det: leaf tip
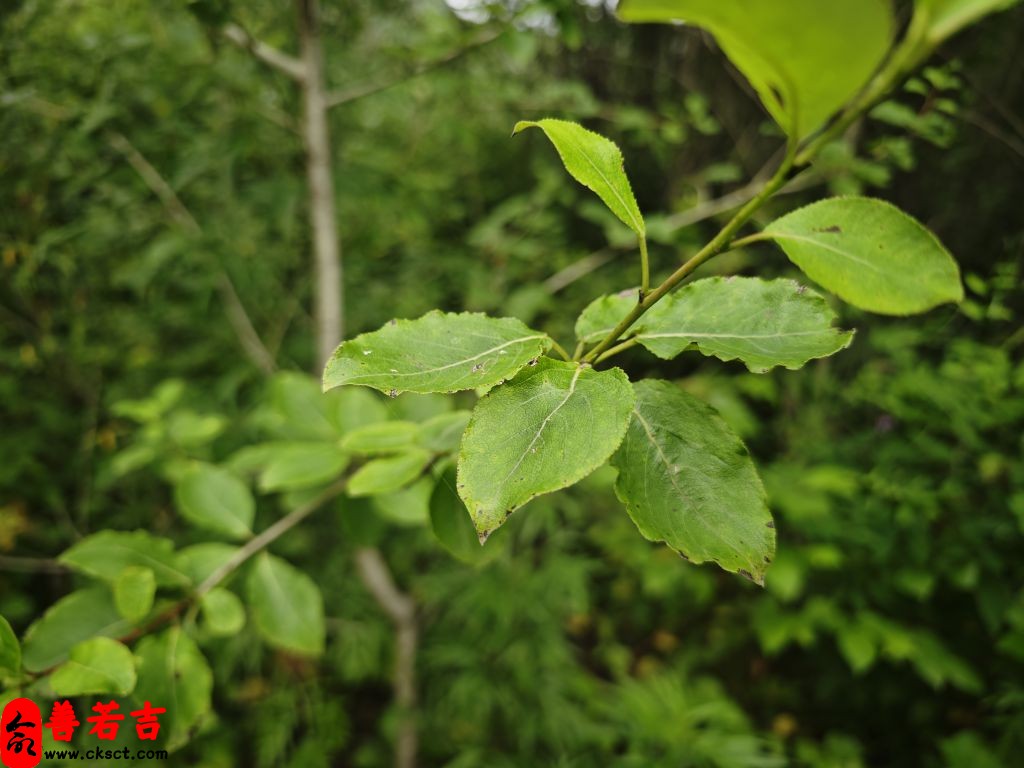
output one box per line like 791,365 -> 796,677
737,568 -> 766,587
511,120 -> 536,137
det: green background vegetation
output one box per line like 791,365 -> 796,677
1,1 -> 1022,766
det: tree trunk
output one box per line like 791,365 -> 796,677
294,4 -> 418,767
296,0 -> 343,367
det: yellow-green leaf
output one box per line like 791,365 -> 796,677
762,197 -> 963,315
514,119 -> 645,235
619,0 -> 893,137
324,311 -> 551,395
50,637 -> 136,696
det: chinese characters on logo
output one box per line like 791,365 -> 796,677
2,696 -> 165,767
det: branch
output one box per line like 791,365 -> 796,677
195,478 -> 348,597
542,249 -> 615,294
295,0 -> 345,365
108,132 -> 277,376
223,23 -> 306,82
326,28 -> 504,109
355,548 -> 417,768
0,555 -> 68,574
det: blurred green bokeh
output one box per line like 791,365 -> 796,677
1,1 -> 1022,766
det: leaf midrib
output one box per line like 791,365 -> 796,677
342,334 -> 547,382
500,366 -> 584,485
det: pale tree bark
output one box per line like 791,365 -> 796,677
227,8 -> 419,765
295,0 -> 344,367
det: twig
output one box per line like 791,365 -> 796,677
325,28 -> 505,109
355,548 -> 418,768
0,555 -> 69,574
195,478 -> 348,598
108,132 -> 277,375
223,23 -> 306,81
542,249 -> 615,294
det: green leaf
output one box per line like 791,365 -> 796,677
133,627 -> 212,750
417,411 -> 472,453
50,637 -> 136,696
174,463 -> 254,540
264,371 -> 340,440
199,588 -> 246,637
513,119 -> 645,236
762,197 -> 963,315
340,421 -> 419,455
575,290 -> 637,344
348,449 -> 433,497
328,386 -> 389,433
248,553 -> 325,656
372,477 -> 433,527
0,615 -> 20,677
21,587 -> 133,672
114,565 -> 156,621
324,311 -> 551,396
59,530 -> 190,587
618,0 -> 893,137
429,468 -> 502,564
915,0 -> 1022,45
634,277 -> 854,372
176,543 -> 239,584
458,359 -> 635,539
258,442 -> 349,491
611,380 -> 775,583
837,618 -> 878,673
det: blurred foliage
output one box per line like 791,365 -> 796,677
1,0 -> 1023,766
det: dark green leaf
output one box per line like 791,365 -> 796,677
429,468 -> 502,564
612,380 -> 775,582
458,359 -> 635,539
635,277 -> 854,372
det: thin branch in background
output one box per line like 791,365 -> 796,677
325,28 -> 505,109
194,478 -> 348,598
0,555 -> 69,574
296,0 -> 345,364
542,249 -> 615,294
223,23 -> 307,82
959,110 -> 1024,163
355,548 -> 418,768
107,132 -> 277,375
